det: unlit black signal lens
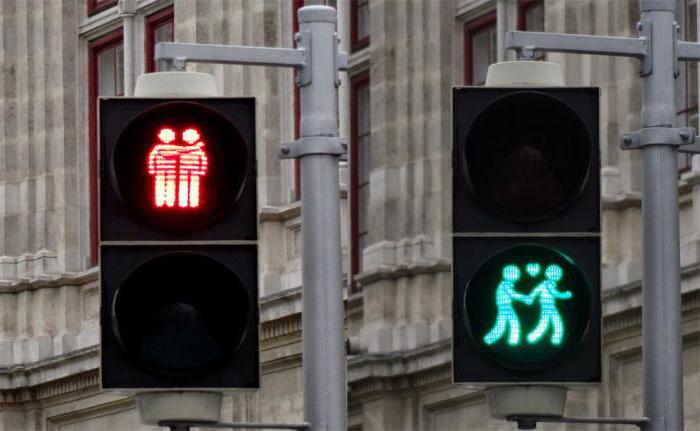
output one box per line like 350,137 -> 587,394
464,92 -> 592,222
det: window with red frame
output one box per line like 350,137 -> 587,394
146,7 -> 174,73
350,73 -> 370,291
293,0 -> 304,201
677,0 -> 698,172
518,0 -> 544,60
464,12 -> 496,85
89,29 -> 123,264
350,0 -> 370,52
88,0 -> 118,16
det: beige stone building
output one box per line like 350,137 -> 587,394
0,0 -> 698,430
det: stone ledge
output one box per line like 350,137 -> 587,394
0,369 -> 99,405
259,203 -> 301,223
0,346 -> 98,390
601,192 -> 642,210
0,267 -> 98,294
348,339 -> 452,401
354,259 -> 451,287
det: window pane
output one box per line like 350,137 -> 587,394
360,136 -> 371,181
98,46 -> 116,95
358,85 -> 371,133
357,0 -> 370,41
154,21 -> 174,72
472,25 -> 495,85
115,44 -> 124,95
525,4 -> 544,32
689,0 -> 697,42
676,0 -> 698,171
359,184 -> 370,234
472,30 -> 489,85
354,78 -> 371,273
689,62 -> 698,110
97,43 -> 124,96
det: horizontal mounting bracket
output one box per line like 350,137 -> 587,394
160,420 -> 310,430
156,42 -> 307,68
279,136 -> 347,159
155,41 -> 348,81
507,415 -> 648,430
505,31 -> 647,58
620,127 -> 696,150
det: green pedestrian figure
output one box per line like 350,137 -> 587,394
526,264 -> 572,345
483,265 -> 534,346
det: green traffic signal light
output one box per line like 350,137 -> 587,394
463,244 -> 592,370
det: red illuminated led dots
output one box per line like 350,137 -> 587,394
147,127 -> 209,209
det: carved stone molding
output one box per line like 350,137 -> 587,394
0,267 -> 98,294
354,259 -> 451,288
0,370 -> 99,406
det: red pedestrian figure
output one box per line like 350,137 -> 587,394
148,127 -> 209,209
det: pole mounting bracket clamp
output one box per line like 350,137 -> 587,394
279,136 -> 347,159
620,126 -> 696,150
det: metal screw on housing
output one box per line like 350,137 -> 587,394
619,126 -> 697,150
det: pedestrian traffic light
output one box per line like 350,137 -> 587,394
452,86 -> 601,383
99,97 -> 259,390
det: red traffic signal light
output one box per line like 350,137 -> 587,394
99,98 -> 258,390
107,100 -> 253,233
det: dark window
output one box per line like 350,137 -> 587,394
464,12 -> 497,85
350,73 -> 370,290
677,0 -> 698,172
146,7 -> 174,73
518,0 -> 544,60
350,0 -> 370,52
89,29 -> 123,264
88,0 -> 118,16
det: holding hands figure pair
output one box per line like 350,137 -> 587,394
483,262 -> 572,347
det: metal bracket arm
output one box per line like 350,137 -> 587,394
505,31 -> 647,58
279,136 -> 347,159
156,42 -> 307,68
160,420 -> 310,430
677,40 -> 700,61
620,127 -> 695,150
507,415 -> 648,430
679,139 -> 700,154
155,41 -> 348,77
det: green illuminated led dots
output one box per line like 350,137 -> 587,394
526,264 -> 572,345
526,263 -> 541,277
483,265 -> 533,346
483,262 -> 572,347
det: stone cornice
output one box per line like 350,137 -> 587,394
261,312 -> 301,343
0,345 -> 99,405
601,192 -> 642,210
347,340 -> 452,401
602,261 -> 700,303
2,287 -> 697,405
0,267 -> 99,294
259,203 -> 301,223
354,259 -> 451,287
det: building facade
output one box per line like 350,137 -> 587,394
0,0 -> 698,430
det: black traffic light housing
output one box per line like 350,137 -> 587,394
99,97 -> 259,390
452,87 -> 601,384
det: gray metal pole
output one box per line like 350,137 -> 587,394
297,6 -> 347,431
639,1 -> 684,430
119,0 -> 136,96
